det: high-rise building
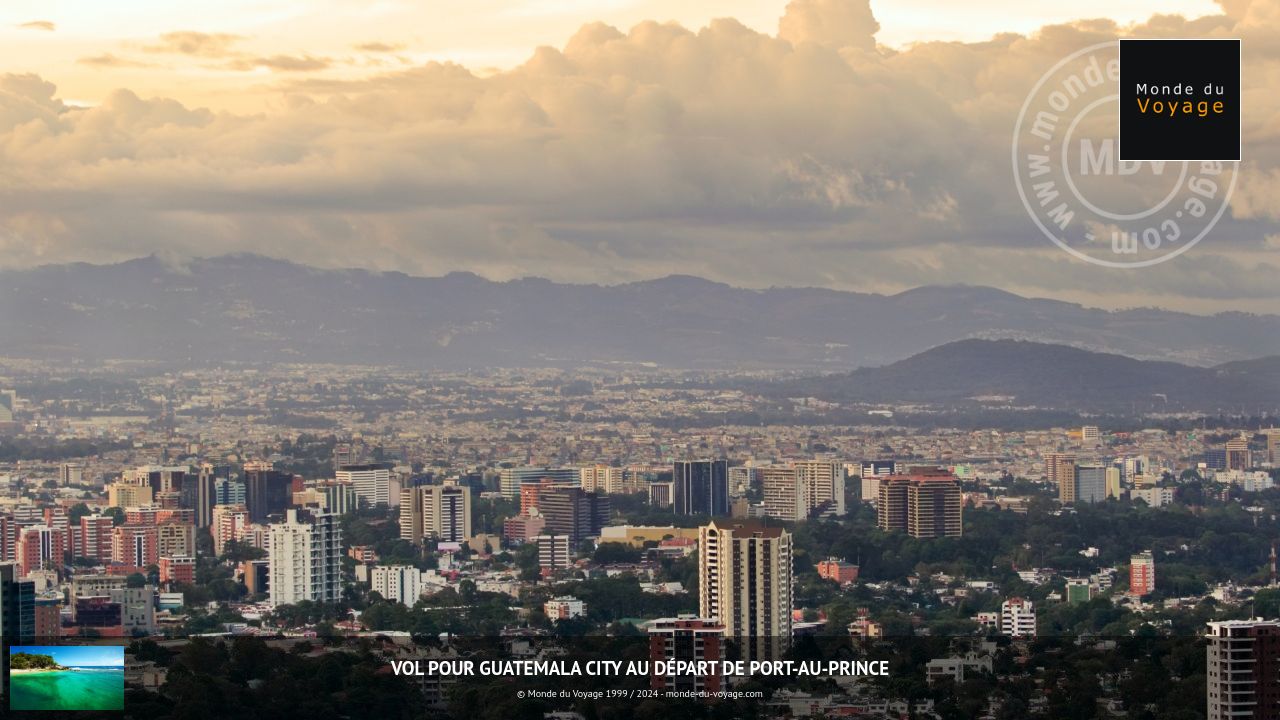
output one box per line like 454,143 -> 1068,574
401,481 -> 473,544
111,524 -> 159,569
0,563 -> 35,642
371,565 -> 424,606
78,515 -> 115,563
1074,464 -> 1107,504
268,509 -> 343,606
760,462 -> 846,520
1000,597 -> 1036,637
1226,436 -> 1252,472
648,481 -> 674,508
647,616 -> 725,694
674,460 -> 729,516
107,482 -> 154,508
579,465 -> 624,494
17,525 -> 64,576
129,465 -> 190,497
540,487 -> 610,544
59,463 -> 85,487
698,520 -> 792,662
1206,620 -> 1280,720
536,534 -> 572,576
337,463 -> 395,508
157,522 -> 195,559
876,470 -> 963,538
195,463 -> 234,529
1130,551 -> 1155,597
295,480 -> 356,516
212,504 -> 252,556
1266,430 -> 1280,465
1105,467 -> 1123,499
1045,453 -> 1078,503
244,461 -> 295,522
499,467 -> 580,500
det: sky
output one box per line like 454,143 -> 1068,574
13,645 -> 124,667
1,0 -> 1278,314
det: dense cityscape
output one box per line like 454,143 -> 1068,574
0,360 -> 1278,719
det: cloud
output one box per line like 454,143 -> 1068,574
144,31 -> 243,58
18,21 -> 55,32
2,0 -> 1280,313
226,55 -> 332,72
77,54 -> 159,69
354,42 -> 406,53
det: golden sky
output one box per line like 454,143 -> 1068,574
3,0 -> 1221,110
2,0 -> 1278,314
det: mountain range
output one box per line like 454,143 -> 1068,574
2,254 -> 1278,370
774,339 -> 1280,413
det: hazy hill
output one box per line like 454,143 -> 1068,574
775,339 -> 1280,413
1,254 -> 1278,370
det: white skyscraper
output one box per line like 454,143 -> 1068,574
400,481 -> 472,544
1000,597 -> 1036,637
268,509 -> 343,606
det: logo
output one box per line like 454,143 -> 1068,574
1012,41 -> 1237,268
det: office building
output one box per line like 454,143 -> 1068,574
1074,464 -> 1108,504
876,470 -> 963,538
371,565 -> 424,606
1130,551 -> 1155,597
1206,620 -> 1280,720
268,509 -> 343,606
698,520 -> 793,662
212,504 -> 251,556
195,463 -> 233,529
648,616 -> 725,694
540,487 -> 610,544
674,460 -> 729,516
59,462 -> 84,487
816,558 -> 860,585
499,467 -> 580,500
1081,425 -> 1101,445
1000,597 -> 1036,637
648,481 -> 674,508
244,461 -> 295,522
0,563 -> 35,641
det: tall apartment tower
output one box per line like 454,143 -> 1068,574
1045,453 -> 1078,503
760,461 -> 847,520
579,465 -> 624,494
1207,620 -> 1280,720
268,509 -> 343,606
1130,551 -> 1156,597
674,460 -> 729,516
0,563 -> 35,642
647,616 -> 725,694
1226,436 -> 1251,472
499,467 -> 580,500
400,481 -> 473,545
698,520 -> 793,662
877,470 -> 962,538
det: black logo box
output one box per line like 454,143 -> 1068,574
1119,38 -> 1241,161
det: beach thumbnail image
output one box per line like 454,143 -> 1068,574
8,645 -> 125,711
